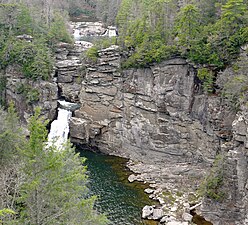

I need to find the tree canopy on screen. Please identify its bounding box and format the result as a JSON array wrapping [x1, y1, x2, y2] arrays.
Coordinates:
[[0, 106, 109, 225]]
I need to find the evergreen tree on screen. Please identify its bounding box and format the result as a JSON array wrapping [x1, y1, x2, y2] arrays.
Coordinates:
[[174, 4, 201, 52], [0, 103, 24, 223], [17, 108, 108, 225]]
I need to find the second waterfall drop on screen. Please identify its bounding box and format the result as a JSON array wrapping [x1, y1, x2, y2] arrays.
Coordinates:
[[48, 107, 72, 150]]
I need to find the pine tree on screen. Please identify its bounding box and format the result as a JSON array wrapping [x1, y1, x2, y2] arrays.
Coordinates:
[[17, 108, 108, 225], [174, 4, 201, 51]]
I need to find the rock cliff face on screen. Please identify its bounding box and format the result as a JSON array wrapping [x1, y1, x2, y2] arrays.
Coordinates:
[[72, 48, 220, 165], [4, 65, 58, 122], [3, 41, 248, 224], [200, 50, 248, 225], [68, 46, 247, 224], [201, 106, 248, 225]]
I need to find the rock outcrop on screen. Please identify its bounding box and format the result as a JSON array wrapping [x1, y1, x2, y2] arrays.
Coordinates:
[[200, 49, 248, 225], [67, 46, 221, 223], [3, 35, 248, 224], [68, 45, 248, 224], [71, 47, 219, 164], [5, 65, 58, 122]]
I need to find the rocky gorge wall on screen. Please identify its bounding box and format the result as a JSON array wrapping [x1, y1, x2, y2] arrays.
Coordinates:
[[69, 47, 220, 163], [3, 41, 248, 224], [58, 45, 248, 224]]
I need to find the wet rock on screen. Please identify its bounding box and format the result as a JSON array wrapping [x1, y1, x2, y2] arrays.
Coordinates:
[[152, 208, 164, 220], [144, 188, 155, 194], [182, 213, 193, 222], [142, 205, 154, 219], [58, 100, 80, 111]]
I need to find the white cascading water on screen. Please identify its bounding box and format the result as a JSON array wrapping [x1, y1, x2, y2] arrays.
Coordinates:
[[73, 29, 81, 41], [108, 28, 117, 37], [47, 108, 72, 150]]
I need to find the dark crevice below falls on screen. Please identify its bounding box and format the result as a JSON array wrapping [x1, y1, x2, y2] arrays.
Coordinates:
[[76, 147, 158, 225]]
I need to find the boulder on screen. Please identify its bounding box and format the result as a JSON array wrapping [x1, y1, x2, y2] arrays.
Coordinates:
[[152, 208, 164, 220], [142, 205, 154, 219], [182, 213, 193, 222], [58, 100, 80, 111]]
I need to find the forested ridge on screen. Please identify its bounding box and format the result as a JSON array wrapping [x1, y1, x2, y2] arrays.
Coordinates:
[[115, 0, 248, 69]]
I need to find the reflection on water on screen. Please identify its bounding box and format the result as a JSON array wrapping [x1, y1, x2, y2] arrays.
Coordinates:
[[77, 148, 158, 225]]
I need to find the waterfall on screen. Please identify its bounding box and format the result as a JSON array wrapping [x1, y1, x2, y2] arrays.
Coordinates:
[[108, 28, 117, 37], [73, 29, 81, 41], [47, 108, 72, 150]]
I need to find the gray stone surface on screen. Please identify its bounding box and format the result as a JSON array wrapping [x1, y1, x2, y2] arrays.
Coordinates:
[[152, 208, 164, 220], [142, 205, 154, 219], [5, 65, 58, 122], [182, 212, 193, 222]]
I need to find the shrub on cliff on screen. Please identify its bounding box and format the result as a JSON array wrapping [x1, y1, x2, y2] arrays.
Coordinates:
[[48, 13, 73, 47], [199, 155, 225, 201]]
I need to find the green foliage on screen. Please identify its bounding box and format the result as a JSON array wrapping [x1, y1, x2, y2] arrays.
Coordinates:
[[174, 4, 201, 51], [0, 38, 53, 80], [85, 46, 99, 62], [48, 13, 73, 47], [69, 7, 94, 17], [0, 73, 6, 105], [16, 83, 40, 104], [0, 208, 16, 222], [116, 0, 248, 69], [223, 75, 248, 109], [0, 102, 24, 165], [0, 4, 73, 80], [84, 37, 116, 62], [0, 106, 109, 224], [199, 155, 225, 201], [15, 4, 33, 35], [15, 109, 109, 225], [221, 54, 248, 110], [122, 40, 177, 68], [197, 68, 214, 93], [0, 104, 24, 223]]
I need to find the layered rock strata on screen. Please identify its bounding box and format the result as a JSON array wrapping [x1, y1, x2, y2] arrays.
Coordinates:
[[4, 40, 248, 224]]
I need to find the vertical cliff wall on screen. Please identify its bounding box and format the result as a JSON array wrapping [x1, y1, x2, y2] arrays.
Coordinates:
[[70, 47, 220, 164], [68, 46, 247, 224], [3, 42, 248, 224]]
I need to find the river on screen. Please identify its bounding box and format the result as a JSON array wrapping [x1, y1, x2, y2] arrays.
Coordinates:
[[77, 148, 158, 225]]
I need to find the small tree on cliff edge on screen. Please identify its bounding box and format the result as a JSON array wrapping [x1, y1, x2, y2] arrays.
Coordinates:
[[17, 108, 108, 225]]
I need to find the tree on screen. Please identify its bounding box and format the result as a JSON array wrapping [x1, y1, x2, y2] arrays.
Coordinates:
[[0, 103, 25, 223], [17, 108, 108, 225], [174, 4, 201, 51], [221, 0, 247, 34]]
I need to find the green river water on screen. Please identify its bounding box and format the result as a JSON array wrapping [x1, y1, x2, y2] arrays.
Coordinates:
[[77, 148, 213, 225], [77, 149, 158, 225]]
